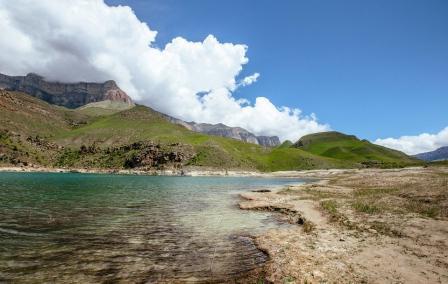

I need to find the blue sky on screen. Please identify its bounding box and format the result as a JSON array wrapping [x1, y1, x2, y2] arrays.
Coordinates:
[[106, 0, 447, 141]]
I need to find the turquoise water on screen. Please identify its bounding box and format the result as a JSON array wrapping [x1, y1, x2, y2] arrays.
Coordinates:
[[0, 172, 304, 283]]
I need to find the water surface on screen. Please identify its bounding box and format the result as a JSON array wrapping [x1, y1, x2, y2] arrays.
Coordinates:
[[0, 172, 304, 283]]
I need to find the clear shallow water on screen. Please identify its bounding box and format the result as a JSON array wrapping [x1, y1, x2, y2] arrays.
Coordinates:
[[0, 172, 304, 283]]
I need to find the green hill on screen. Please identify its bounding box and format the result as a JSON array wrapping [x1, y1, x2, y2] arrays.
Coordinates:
[[0, 91, 418, 172], [0, 90, 355, 171], [293, 131, 418, 167]]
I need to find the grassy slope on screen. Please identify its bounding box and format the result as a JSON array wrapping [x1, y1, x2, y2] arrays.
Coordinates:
[[1, 91, 416, 171], [294, 131, 419, 166], [0, 91, 91, 166], [76, 100, 134, 117], [0, 91, 89, 137], [56, 105, 353, 171]]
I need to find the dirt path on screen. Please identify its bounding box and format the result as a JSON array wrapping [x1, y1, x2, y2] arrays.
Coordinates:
[[240, 167, 448, 283]]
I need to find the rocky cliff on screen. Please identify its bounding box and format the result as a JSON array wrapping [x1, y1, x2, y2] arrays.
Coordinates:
[[0, 73, 133, 109], [162, 116, 281, 147]]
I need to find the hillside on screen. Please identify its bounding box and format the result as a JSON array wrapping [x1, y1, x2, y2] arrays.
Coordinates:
[[293, 131, 418, 167], [414, 146, 448, 161], [0, 90, 356, 172]]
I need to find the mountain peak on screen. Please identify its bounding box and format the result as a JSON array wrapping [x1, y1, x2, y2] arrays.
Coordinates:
[[0, 72, 133, 108]]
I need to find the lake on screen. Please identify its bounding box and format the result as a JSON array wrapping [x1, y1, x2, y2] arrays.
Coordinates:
[[0, 172, 304, 283]]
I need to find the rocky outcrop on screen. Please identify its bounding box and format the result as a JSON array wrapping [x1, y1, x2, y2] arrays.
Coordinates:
[[186, 123, 281, 147], [162, 116, 281, 147], [187, 123, 259, 144], [0, 73, 133, 108], [256, 136, 281, 147]]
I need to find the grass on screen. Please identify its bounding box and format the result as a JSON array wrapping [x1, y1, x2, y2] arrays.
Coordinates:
[[353, 187, 399, 197], [334, 170, 448, 219], [50, 105, 356, 171], [320, 199, 339, 214], [282, 276, 296, 284], [294, 131, 420, 167], [0, 91, 422, 172], [351, 201, 381, 214]]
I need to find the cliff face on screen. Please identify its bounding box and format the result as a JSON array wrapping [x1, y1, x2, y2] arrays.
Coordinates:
[[256, 136, 281, 147], [0, 73, 133, 109], [166, 120, 281, 147], [0, 72, 280, 147]]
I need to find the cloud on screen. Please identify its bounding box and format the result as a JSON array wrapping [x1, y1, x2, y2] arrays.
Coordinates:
[[0, 0, 329, 142], [238, 73, 260, 87], [374, 127, 448, 155]]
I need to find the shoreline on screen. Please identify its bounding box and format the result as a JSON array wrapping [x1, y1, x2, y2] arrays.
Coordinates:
[[239, 166, 448, 283], [1, 164, 419, 178], [0, 165, 359, 178], [0, 165, 267, 177]]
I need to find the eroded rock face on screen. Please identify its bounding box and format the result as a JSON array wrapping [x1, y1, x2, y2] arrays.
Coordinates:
[[0, 73, 133, 108], [121, 142, 193, 169], [163, 119, 281, 147], [256, 136, 281, 147]]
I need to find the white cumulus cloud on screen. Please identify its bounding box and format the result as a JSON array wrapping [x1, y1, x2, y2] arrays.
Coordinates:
[[238, 73, 260, 87], [374, 127, 448, 155], [0, 0, 329, 142]]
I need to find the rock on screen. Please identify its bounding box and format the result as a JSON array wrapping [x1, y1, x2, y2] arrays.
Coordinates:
[[164, 120, 281, 147], [256, 136, 281, 147], [0, 72, 133, 109]]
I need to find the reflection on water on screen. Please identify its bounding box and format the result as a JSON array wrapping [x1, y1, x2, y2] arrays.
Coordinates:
[[0, 172, 303, 283]]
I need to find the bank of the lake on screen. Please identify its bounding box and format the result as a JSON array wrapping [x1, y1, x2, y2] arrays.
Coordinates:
[[241, 167, 448, 283]]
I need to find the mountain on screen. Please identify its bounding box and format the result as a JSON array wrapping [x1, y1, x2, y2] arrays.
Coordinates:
[[0, 72, 280, 147], [293, 131, 418, 167], [0, 85, 419, 171], [160, 113, 280, 147], [0, 89, 364, 171], [0, 73, 133, 109], [182, 122, 280, 147], [414, 146, 448, 161]]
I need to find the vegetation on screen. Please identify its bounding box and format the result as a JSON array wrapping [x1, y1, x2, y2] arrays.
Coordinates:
[[293, 131, 419, 167], [0, 91, 420, 172]]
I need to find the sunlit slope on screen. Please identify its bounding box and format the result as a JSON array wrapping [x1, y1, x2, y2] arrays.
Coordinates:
[[0, 90, 90, 166], [293, 131, 418, 166], [0, 91, 415, 171], [0, 90, 88, 136], [57, 105, 352, 170]]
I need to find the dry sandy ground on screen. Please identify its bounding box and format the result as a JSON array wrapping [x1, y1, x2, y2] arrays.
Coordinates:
[[240, 167, 448, 284]]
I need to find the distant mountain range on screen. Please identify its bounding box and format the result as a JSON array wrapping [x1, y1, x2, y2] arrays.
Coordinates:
[[0, 72, 280, 147], [414, 147, 448, 161]]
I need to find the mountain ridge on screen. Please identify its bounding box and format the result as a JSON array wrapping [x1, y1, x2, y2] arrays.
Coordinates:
[[0, 72, 280, 147], [0, 89, 358, 171], [0, 72, 134, 109], [414, 146, 448, 161]]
